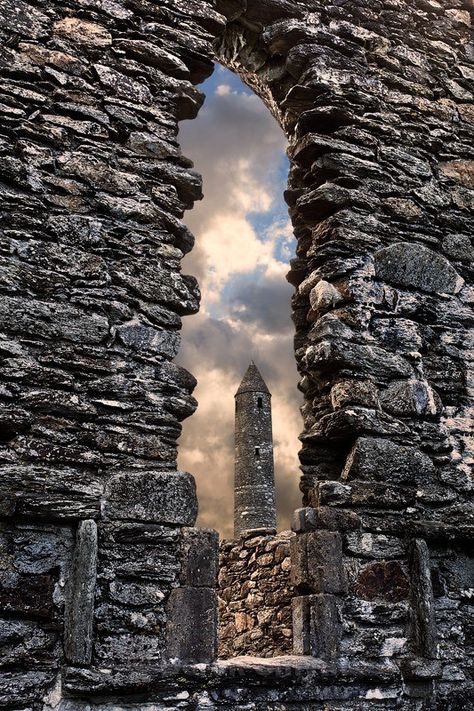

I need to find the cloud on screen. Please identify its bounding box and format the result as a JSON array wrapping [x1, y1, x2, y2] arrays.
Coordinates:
[[176, 69, 301, 538], [179, 78, 288, 296], [216, 83, 231, 96], [226, 272, 293, 335]]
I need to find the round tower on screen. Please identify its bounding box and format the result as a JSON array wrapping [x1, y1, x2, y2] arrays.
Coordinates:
[[234, 362, 276, 538]]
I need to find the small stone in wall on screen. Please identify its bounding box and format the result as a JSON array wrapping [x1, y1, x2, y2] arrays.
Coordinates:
[[354, 561, 410, 603], [53, 18, 112, 47], [446, 9, 471, 25], [440, 160, 474, 189], [383, 198, 423, 221], [379, 379, 442, 417], [442, 234, 474, 262], [330, 379, 379, 410], [309, 280, 343, 315]]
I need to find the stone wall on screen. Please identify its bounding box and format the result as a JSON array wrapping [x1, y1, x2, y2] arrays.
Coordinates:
[[219, 531, 294, 658], [0, 0, 473, 707]]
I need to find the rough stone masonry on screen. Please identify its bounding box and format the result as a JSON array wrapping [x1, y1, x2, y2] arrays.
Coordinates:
[[0, 0, 473, 709], [234, 362, 277, 537], [219, 531, 295, 659]]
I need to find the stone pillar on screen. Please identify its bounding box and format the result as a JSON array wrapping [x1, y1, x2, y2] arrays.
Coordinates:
[[64, 520, 98, 666], [290, 523, 346, 659], [234, 362, 276, 537], [166, 528, 219, 664]]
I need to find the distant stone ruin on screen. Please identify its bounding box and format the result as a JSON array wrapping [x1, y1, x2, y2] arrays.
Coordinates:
[[234, 362, 277, 538], [0, 0, 473, 708], [219, 530, 295, 659], [219, 364, 294, 658]]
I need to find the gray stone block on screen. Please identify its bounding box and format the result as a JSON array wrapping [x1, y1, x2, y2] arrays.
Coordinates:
[[103, 471, 197, 525], [291, 506, 360, 533], [64, 520, 97, 665], [291, 531, 346, 594], [166, 587, 217, 663], [292, 594, 341, 659], [180, 528, 219, 587], [342, 437, 436, 484], [345, 532, 406, 559], [374, 242, 463, 294]]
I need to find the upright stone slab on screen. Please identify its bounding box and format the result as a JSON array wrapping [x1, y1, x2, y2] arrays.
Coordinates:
[[410, 539, 437, 659], [64, 520, 98, 665], [292, 594, 341, 659], [166, 587, 217, 664]]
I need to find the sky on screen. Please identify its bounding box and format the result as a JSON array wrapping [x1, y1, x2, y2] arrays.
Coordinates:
[[176, 66, 302, 539]]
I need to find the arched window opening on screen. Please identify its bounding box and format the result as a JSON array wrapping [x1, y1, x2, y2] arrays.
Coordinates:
[[177, 65, 301, 539], [176, 64, 302, 660]]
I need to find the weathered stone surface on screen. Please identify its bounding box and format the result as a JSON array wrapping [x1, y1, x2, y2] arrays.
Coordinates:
[[374, 243, 463, 294], [345, 533, 406, 560], [354, 562, 410, 603], [291, 531, 346, 594], [410, 539, 437, 658], [291, 506, 360, 533], [180, 527, 219, 588], [341, 438, 436, 484], [0, 466, 103, 519], [0, 573, 55, 619], [379, 380, 442, 417], [316, 481, 415, 509], [64, 520, 98, 665], [103, 471, 198, 525], [53, 18, 112, 47], [0, 0, 472, 705], [309, 280, 343, 315], [292, 594, 341, 659], [166, 587, 217, 663], [439, 160, 474, 189]]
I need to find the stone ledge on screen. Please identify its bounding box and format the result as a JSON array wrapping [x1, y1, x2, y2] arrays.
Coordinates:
[[63, 657, 402, 696]]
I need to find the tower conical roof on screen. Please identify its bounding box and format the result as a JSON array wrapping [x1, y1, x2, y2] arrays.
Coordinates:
[[235, 361, 271, 396]]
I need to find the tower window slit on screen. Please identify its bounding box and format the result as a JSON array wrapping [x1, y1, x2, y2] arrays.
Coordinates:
[[255, 447, 260, 459], [257, 397, 263, 409]]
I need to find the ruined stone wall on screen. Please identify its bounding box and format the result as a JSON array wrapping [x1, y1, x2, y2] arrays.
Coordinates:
[[218, 530, 294, 658], [0, 0, 473, 707], [0, 0, 222, 702]]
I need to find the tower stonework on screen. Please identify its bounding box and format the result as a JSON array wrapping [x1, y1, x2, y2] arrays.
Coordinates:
[[234, 363, 277, 537]]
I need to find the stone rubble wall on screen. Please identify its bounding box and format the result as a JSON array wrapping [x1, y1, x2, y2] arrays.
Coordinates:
[[0, 0, 473, 707], [218, 531, 294, 658], [0, 0, 222, 701]]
